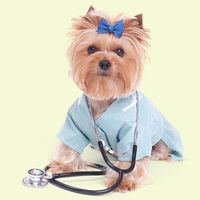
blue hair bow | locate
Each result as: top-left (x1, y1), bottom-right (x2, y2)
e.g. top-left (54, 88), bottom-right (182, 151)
top-left (96, 18), bottom-right (124, 38)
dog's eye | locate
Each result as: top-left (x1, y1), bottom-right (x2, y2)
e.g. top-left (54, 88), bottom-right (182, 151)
top-left (88, 46), bottom-right (98, 55)
top-left (114, 48), bottom-right (124, 57)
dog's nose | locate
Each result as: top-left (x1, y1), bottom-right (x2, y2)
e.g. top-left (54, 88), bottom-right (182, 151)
top-left (99, 60), bottom-right (111, 71)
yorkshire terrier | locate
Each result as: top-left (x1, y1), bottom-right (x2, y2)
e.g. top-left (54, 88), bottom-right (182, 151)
top-left (48, 6), bottom-right (183, 192)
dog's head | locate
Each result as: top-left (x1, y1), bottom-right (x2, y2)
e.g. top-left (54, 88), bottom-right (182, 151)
top-left (68, 6), bottom-right (149, 100)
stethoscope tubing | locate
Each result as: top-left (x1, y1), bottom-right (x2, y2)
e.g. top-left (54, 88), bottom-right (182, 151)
top-left (98, 141), bottom-right (137, 173)
top-left (44, 91), bottom-right (139, 195)
top-left (45, 141), bottom-right (137, 195)
top-left (48, 171), bottom-right (123, 195)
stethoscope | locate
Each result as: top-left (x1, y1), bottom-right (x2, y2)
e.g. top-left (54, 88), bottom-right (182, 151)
top-left (23, 91), bottom-right (139, 195)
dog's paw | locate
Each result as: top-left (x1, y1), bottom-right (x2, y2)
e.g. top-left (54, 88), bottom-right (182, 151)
top-left (150, 150), bottom-right (161, 160)
top-left (105, 177), bottom-right (137, 192)
top-left (120, 180), bottom-right (137, 191)
top-left (105, 177), bottom-right (122, 192)
top-left (150, 150), bottom-right (171, 161)
top-left (47, 161), bottom-right (76, 174)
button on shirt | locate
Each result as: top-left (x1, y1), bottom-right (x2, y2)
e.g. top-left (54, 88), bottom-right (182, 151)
top-left (57, 91), bottom-right (183, 161)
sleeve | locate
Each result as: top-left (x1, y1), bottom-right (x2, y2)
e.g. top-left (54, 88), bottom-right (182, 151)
top-left (151, 105), bottom-right (183, 160)
top-left (161, 115), bottom-right (183, 160)
top-left (57, 111), bottom-right (90, 154)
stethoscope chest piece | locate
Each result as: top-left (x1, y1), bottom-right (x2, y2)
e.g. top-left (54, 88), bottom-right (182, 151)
top-left (23, 168), bottom-right (48, 188)
top-left (22, 91), bottom-right (139, 195)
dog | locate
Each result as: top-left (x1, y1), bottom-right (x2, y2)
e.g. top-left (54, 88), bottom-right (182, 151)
top-left (48, 6), bottom-right (183, 192)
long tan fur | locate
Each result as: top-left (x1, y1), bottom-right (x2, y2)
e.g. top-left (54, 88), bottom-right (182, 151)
top-left (49, 7), bottom-right (169, 192)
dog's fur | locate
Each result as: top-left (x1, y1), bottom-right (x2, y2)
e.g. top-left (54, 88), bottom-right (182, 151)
top-left (48, 7), bottom-right (170, 191)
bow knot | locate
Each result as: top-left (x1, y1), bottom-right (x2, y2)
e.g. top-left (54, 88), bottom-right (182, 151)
top-left (96, 18), bottom-right (124, 38)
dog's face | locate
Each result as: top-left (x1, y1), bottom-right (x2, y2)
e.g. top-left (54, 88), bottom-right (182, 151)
top-left (68, 7), bottom-right (149, 100)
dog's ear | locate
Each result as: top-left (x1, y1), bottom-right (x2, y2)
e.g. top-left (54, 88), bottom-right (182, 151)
top-left (86, 5), bottom-right (95, 15)
top-left (123, 13), bottom-right (149, 44)
top-left (134, 14), bottom-right (143, 28)
top-left (124, 13), bottom-right (143, 31)
top-left (70, 6), bottom-right (100, 35)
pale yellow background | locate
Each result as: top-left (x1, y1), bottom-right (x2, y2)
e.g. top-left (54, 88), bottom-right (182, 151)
top-left (0, 0), bottom-right (200, 199)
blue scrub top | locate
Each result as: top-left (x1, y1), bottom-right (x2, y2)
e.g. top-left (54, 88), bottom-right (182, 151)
top-left (57, 91), bottom-right (183, 161)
